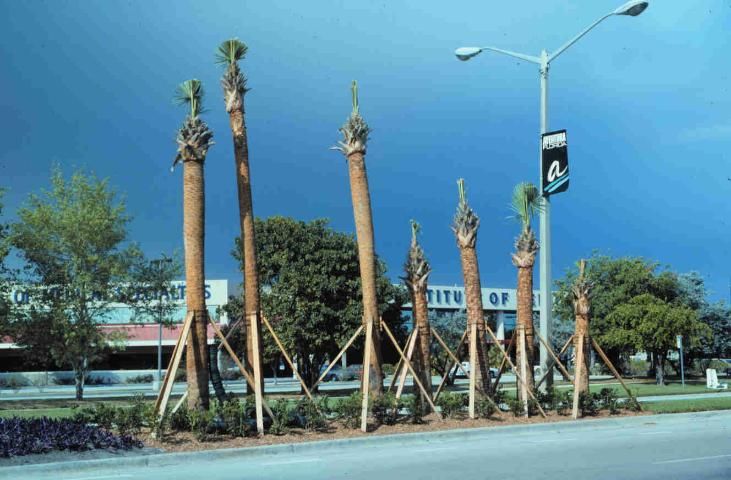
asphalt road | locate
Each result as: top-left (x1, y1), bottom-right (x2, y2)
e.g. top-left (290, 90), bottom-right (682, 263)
top-left (17, 411), bottom-right (731, 480)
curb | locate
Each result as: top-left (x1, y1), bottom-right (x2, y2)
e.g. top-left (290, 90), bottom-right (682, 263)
top-left (2, 410), bottom-right (729, 478)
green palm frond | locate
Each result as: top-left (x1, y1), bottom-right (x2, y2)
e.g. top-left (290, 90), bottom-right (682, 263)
top-left (215, 38), bottom-right (248, 66)
top-left (510, 182), bottom-right (542, 230)
top-left (351, 80), bottom-right (359, 114)
top-left (174, 79), bottom-right (205, 117)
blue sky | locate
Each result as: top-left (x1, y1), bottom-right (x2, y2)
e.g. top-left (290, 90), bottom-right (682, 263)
top-left (1, 1), bottom-right (729, 301)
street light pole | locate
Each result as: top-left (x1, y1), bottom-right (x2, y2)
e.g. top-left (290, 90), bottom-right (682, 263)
top-left (151, 257), bottom-right (172, 390)
top-left (455, 1), bottom-right (649, 391)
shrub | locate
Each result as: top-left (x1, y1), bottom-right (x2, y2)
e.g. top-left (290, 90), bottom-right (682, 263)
top-left (493, 388), bottom-right (509, 411)
top-left (221, 398), bottom-right (251, 437)
top-left (624, 394), bottom-right (642, 412)
top-left (554, 389), bottom-right (572, 415)
top-left (187, 407), bottom-right (216, 441)
top-left (115, 394), bottom-right (146, 436)
top-left (598, 388), bottom-right (620, 414)
top-left (371, 392), bottom-right (401, 425)
top-left (72, 403), bottom-right (116, 430)
top-left (382, 364), bottom-right (396, 376)
top-left (436, 391), bottom-right (464, 419)
top-left (170, 403), bottom-right (191, 431)
top-left (578, 392), bottom-right (599, 416)
top-left (475, 394), bottom-right (496, 419)
top-left (0, 417), bottom-right (142, 457)
top-left (293, 397), bottom-right (329, 432)
top-left (404, 395), bottom-right (426, 424)
top-left (536, 388), bottom-right (556, 411)
top-left (507, 398), bottom-right (525, 417)
top-left (268, 399), bottom-right (291, 435)
top-left (125, 374), bottom-right (154, 384)
top-left (333, 392), bottom-right (362, 429)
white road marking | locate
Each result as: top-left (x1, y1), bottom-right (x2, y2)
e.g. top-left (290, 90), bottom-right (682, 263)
top-left (260, 458), bottom-right (322, 466)
top-left (653, 454), bottom-right (731, 465)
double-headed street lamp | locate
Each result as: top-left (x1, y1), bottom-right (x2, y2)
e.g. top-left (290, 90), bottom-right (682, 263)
top-left (455, 1), bottom-right (648, 389)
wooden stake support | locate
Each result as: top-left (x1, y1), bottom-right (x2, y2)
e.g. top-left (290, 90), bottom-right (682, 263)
top-left (536, 335), bottom-right (574, 389)
top-left (153, 311), bottom-right (194, 428)
top-left (387, 330), bottom-right (415, 393)
top-left (261, 315), bottom-right (314, 401)
top-left (483, 321), bottom-right (546, 417)
top-left (360, 316), bottom-right (374, 432)
top-left (381, 322), bottom-right (440, 416)
top-left (591, 338), bottom-right (641, 410)
top-left (395, 329), bottom-right (418, 399)
top-left (312, 325), bottom-right (363, 391)
top-left (571, 334), bottom-right (585, 419)
top-left (432, 329), bottom-right (467, 402)
top-left (468, 322), bottom-right (478, 419)
top-left (207, 315), bottom-right (274, 424)
top-left (492, 330), bottom-right (515, 392)
top-left (518, 327), bottom-right (529, 417)
top-left (538, 335), bottom-right (573, 384)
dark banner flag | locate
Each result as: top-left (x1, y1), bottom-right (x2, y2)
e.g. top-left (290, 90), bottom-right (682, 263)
top-left (541, 129), bottom-right (569, 196)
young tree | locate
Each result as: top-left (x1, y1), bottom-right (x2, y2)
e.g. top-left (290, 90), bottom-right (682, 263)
top-left (10, 169), bottom-right (139, 399)
top-left (571, 260), bottom-right (593, 395)
top-left (429, 310), bottom-right (467, 386)
top-left (604, 294), bottom-right (710, 385)
top-left (232, 216), bottom-right (406, 390)
top-left (332, 81), bottom-right (384, 395)
top-left (172, 79), bottom-right (214, 410)
top-left (452, 179), bottom-right (491, 406)
top-left (216, 38), bottom-right (264, 394)
top-left (402, 220), bottom-right (432, 409)
top-left (509, 182), bottom-right (542, 401)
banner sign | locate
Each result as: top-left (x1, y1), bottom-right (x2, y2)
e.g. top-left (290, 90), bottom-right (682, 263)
top-left (541, 129), bottom-right (569, 196)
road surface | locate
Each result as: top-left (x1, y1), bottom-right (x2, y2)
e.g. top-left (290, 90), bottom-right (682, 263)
top-left (14, 411), bottom-right (731, 480)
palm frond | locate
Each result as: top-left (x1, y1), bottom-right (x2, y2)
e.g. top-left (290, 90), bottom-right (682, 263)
top-left (351, 80), bottom-right (359, 114)
top-left (510, 182), bottom-right (543, 230)
top-left (215, 38), bottom-right (248, 66)
top-left (410, 219), bottom-right (421, 243)
top-left (174, 79), bottom-right (205, 117)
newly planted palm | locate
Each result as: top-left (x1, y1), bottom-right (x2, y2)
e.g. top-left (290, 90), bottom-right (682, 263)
top-left (572, 259), bottom-right (593, 395)
top-left (452, 179), bottom-right (491, 408)
top-left (510, 182), bottom-right (542, 403)
top-left (216, 38), bottom-right (263, 394)
top-left (172, 79), bottom-right (214, 410)
top-left (333, 81), bottom-right (383, 395)
top-left (403, 220), bottom-right (432, 409)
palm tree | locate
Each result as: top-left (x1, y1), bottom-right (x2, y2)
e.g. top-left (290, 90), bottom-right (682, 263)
top-left (172, 79), bottom-right (214, 410)
top-left (403, 220), bottom-right (432, 410)
top-left (452, 179), bottom-right (491, 408)
top-left (333, 81), bottom-right (383, 395)
top-left (509, 182), bottom-right (542, 404)
top-left (572, 259), bottom-right (592, 396)
top-left (216, 38), bottom-right (263, 395)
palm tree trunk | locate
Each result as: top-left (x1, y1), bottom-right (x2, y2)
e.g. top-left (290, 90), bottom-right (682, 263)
top-left (573, 311), bottom-right (590, 395)
top-left (183, 160), bottom-right (210, 410)
top-left (458, 246), bottom-right (491, 394)
top-left (346, 151), bottom-right (383, 396)
top-left (411, 283), bottom-right (432, 410)
top-left (516, 265), bottom-right (535, 402)
top-left (228, 102), bottom-right (264, 396)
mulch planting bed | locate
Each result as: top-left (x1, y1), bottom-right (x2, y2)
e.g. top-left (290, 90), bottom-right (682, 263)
top-left (143, 410), bottom-right (647, 453)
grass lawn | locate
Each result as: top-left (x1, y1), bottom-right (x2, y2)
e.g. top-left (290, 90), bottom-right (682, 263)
top-left (0, 407), bottom-right (74, 419)
top-left (644, 396), bottom-right (731, 414)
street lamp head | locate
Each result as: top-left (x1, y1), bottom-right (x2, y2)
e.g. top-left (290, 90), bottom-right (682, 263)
top-left (455, 47), bottom-right (483, 61)
top-left (614, 1), bottom-right (649, 16)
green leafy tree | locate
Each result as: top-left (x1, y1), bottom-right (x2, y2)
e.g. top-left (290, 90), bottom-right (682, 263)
top-left (602, 294), bottom-right (710, 385)
top-left (10, 169), bottom-right (140, 399)
top-left (429, 310), bottom-right (467, 385)
top-left (553, 254), bottom-right (665, 367)
top-left (232, 216), bottom-right (407, 391)
top-left (0, 189), bottom-right (11, 338)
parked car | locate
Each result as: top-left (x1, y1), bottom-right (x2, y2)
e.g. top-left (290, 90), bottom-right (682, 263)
top-left (319, 363), bottom-right (362, 382)
top-left (450, 362), bottom-right (498, 379)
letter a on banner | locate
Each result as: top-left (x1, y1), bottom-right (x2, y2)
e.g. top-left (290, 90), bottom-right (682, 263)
top-left (541, 129), bottom-right (569, 196)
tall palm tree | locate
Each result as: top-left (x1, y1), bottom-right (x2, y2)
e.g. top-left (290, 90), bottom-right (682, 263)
top-left (572, 259), bottom-right (592, 396)
top-left (452, 180), bottom-right (491, 404)
top-left (403, 220), bottom-right (432, 410)
top-left (172, 79), bottom-right (214, 410)
top-left (510, 182), bottom-right (542, 404)
top-left (333, 81), bottom-right (383, 395)
top-left (216, 39), bottom-right (263, 395)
